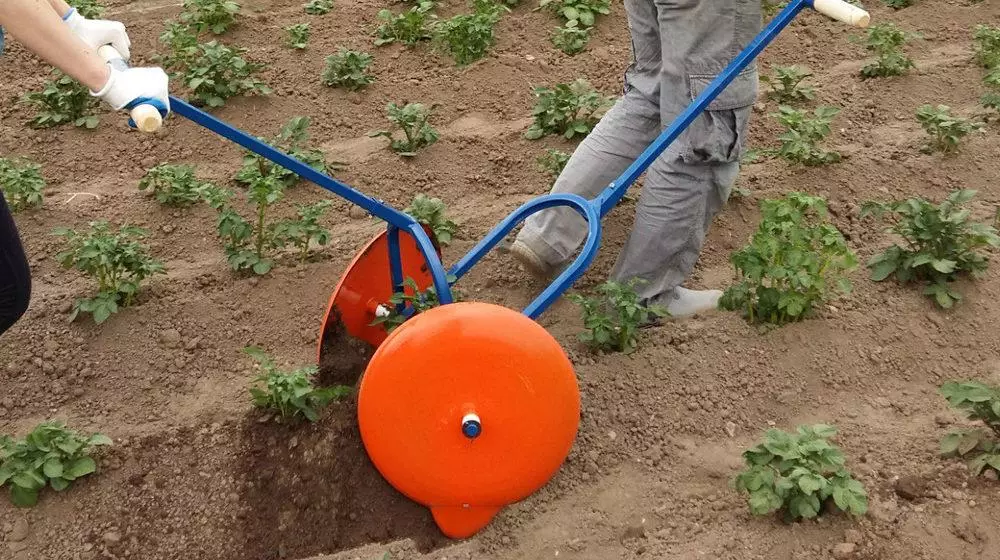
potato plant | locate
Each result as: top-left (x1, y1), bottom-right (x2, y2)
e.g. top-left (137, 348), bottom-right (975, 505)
top-left (0, 157), bottom-right (45, 212)
top-left (858, 23), bottom-right (915, 78)
top-left (568, 279), bottom-right (667, 354)
top-left (322, 48), bottom-right (375, 90)
top-left (273, 200), bottom-right (334, 263)
top-left (940, 381), bottom-right (1000, 476)
top-left (537, 0), bottom-right (610, 28)
top-left (719, 193), bottom-right (856, 325)
top-left (370, 275), bottom-right (460, 332)
top-left (370, 102), bottom-right (439, 156)
top-left (432, 4), bottom-right (507, 66)
top-left (138, 163), bottom-right (217, 207)
top-left (861, 189), bottom-right (1000, 309)
top-left (179, 0), bottom-right (240, 34)
top-left (181, 41), bottom-right (270, 108)
top-left (24, 70), bottom-right (99, 129)
top-left (0, 422), bottom-right (111, 507)
top-left (285, 23), bottom-right (310, 49)
top-left (235, 116), bottom-right (330, 189)
top-left (769, 105), bottom-right (841, 166)
top-left (303, 0), bottom-right (333, 14)
top-left (552, 21), bottom-right (590, 55)
top-left (374, 2), bottom-right (436, 46)
top-left (405, 193), bottom-right (458, 246)
top-left (54, 221), bottom-right (165, 324)
top-left (761, 65), bottom-right (815, 104)
top-left (157, 22), bottom-right (200, 74)
top-left (525, 79), bottom-right (614, 140)
top-left (245, 347), bottom-right (351, 422)
top-left (205, 180), bottom-right (332, 275)
top-left (537, 148), bottom-right (571, 185)
top-left (973, 24), bottom-right (1000, 69)
top-left (882, 0), bottom-right (912, 8)
top-left (734, 425), bottom-right (868, 521)
top-left (67, 0), bottom-right (104, 18)
top-left (915, 104), bottom-right (984, 154)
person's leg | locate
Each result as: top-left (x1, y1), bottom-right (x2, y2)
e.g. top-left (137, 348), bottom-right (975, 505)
top-left (511, 0), bottom-right (662, 277)
top-left (609, 0), bottom-right (760, 317)
top-left (0, 194), bottom-right (31, 336)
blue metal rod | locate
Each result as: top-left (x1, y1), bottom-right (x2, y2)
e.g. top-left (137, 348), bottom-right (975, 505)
top-left (594, 0), bottom-right (807, 216)
top-left (168, 96), bottom-right (455, 303)
top-left (448, 193), bottom-right (601, 319)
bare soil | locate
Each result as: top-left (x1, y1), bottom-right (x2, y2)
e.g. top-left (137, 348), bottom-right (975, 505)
top-left (3, 0), bottom-right (1000, 559)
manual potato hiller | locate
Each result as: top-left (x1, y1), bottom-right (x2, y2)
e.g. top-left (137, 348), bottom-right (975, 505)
top-left (105, 0), bottom-right (869, 539)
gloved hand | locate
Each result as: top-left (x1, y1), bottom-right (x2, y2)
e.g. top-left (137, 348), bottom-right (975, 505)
top-left (91, 65), bottom-right (171, 125)
top-left (63, 8), bottom-right (131, 60)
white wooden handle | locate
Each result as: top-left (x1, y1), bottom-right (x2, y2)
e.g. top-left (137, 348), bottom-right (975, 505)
top-left (95, 45), bottom-right (164, 132)
top-left (812, 0), bottom-right (870, 27)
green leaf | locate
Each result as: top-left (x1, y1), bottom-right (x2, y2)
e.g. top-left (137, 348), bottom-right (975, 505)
top-left (11, 485), bottom-right (39, 507)
top-left (66, 457), bottom-right (96, 478)
top-left (50, 477), bottom-right (70, 491)
top-left (42, 458), bottom-right (64, 479)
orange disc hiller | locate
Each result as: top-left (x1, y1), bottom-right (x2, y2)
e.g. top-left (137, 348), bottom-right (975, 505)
top-left (164, 0), bottom-right (870, 539)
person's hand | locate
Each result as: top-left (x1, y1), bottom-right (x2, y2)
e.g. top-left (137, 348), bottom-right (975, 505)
top-left (63, 8), bottom-right (131, 60)
top-left (91, 65), bottom-right (171, 125)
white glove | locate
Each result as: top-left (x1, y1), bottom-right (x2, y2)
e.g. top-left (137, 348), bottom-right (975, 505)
top-left (91, 65), bottom-right (170, 119)
top-left (63, 8), bottom-right (131, 60)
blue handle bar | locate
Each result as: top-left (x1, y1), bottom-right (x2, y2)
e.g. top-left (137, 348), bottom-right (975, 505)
top-left (163, 0), bottom-right (827, 321)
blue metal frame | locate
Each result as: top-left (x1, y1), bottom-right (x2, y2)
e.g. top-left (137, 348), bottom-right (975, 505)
top-left (168, 0), bottom-right (814, 320)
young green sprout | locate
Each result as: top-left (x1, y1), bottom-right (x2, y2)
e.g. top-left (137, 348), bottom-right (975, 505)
top-left (940, 381), bottom-right (1000, 477)
top-left (432, 5), bottom-right (506, 66)
top-left (861, 189), bottom-right (1000, 308)
top-left (769, 105), bottom-right (841, 166)
top-left (0, 157), bottom-right (45, 212)
top-left (303, 0), bottom-right (333, 13)
top-left (719, 192), bottom-right (856, 325)
top-left (24, 70), bottom-right (99, 129)
top-left (53, 221), bottom-right (166, 323)
top-left (404, 193), bottom-right (458, 246)
top-left (552, 22), bottom-right (591, 55)
top-left (285, 23), bottom-right (310, 49)
top-left (0, 421), bottom-right (112, 507)
top-left (322, 48), bottom-right (375, 90)
top-left (858, 22), bottom-right (916, 78)
top-left (537, 0), bottom-right (610, 28)
top-left (915, 104), bottom-right (984, 154)
top-left (537, 148), bottom-right (571, 185)
top-left (761, 65), bottom-right (815, 104)
top-left (246, 346), bottom-right (351, 422)
top-left (179, 0), bottom-right (240, 34)
top-left (374, 1), bottom-right (436, 46)
top-left (734, 424), bottom-right (868, 521)
top-left (138, 163), bottom-right (217, 207)
top-left (525, 78), bottom-right (615, 140)
top-left (568, 279), bottom-right (667, 354)
top-left (182, 41), bottom-right (271, 108)
top-left (369, 102), bottom-right (440, 156)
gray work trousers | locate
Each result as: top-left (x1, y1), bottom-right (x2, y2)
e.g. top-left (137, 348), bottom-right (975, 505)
top-left (516, 0), bottom-right (761, 304)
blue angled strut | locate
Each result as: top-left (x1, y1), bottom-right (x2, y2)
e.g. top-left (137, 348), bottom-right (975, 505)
top-left (168, 0), bottom-right (857, 320)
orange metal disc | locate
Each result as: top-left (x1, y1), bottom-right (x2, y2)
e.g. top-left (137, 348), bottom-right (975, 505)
top-left (316, 228), bottom-right (438, 365)
top-left (357, 302), bottom-right (580, 539)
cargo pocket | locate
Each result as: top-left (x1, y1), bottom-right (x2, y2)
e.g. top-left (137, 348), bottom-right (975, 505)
top-left (681, 66), bottom-right (757, 164)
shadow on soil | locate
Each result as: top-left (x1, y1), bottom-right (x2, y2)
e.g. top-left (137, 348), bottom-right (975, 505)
top-left (236, 314), bottom-right (446, 560)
